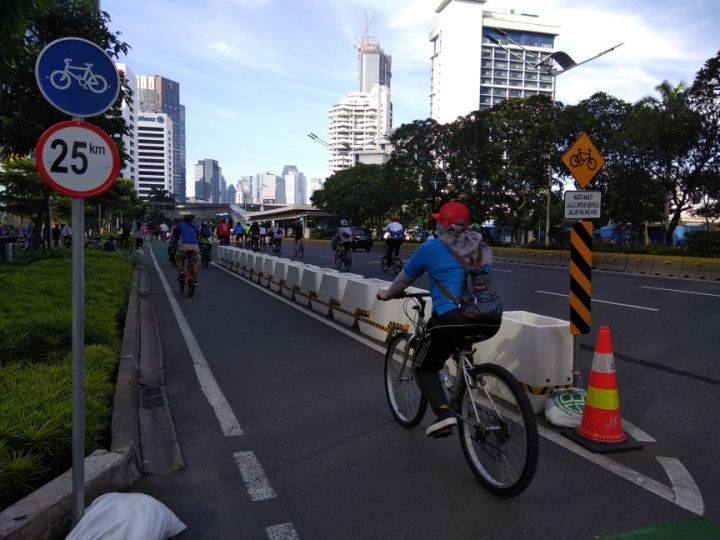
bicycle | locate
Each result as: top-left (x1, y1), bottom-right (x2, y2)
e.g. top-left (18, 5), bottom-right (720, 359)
top-left (271, 238), bottom-right (282, 256)
top-left (381, 254), bottom-right (403, 275)
top-left (50, 59), bottom-right (108, 93)
top-left (334, 243), bottom-right (352, 272)
top-left (569, 148), bottom-right (597, 171)
top-left (383, 293), bottom-right (538, 497)
top-left (292, 238), bottom-right (304, 257)
top-left (199, 242), bottom-right (211, 269)
top-left (177, 251), bottom-right (196, 297)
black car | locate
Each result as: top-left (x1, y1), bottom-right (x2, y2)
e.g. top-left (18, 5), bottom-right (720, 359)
top-left (351, 227), bottom-right (373, 251)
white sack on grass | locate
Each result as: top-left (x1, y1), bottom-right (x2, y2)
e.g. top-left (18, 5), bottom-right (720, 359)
top-left (66, 492), bottom-right (186, 540)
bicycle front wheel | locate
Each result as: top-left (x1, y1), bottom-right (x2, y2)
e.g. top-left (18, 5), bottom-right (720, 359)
top-left (458, 363), bottom-right (538, 497)
top-left (384, 333), bottom-right (427, 428)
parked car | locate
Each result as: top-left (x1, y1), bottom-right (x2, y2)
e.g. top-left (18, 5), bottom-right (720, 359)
top-left (351, 226), bottom-right (373, 251)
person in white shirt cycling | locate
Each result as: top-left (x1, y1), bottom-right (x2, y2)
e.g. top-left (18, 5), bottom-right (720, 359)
top-left (333, 219), bottom-right (353, 252)
top-left (269, 223), bottom-right (284, 253)
top-left (383, 215), bottom-right (404, 265)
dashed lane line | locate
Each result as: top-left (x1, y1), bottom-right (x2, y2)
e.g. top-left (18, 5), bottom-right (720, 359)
top-left (642, 286), bottom-right (720, 298)
top-left (149, 247), bottom-right (244, 436)
top-left (233, 451), bottom-right (277, 501)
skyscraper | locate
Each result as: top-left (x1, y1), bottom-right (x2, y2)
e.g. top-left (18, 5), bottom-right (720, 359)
top-left (430, 1), bottom-right (559, 123)
top-left (136, 75), bottom-right (187, 201)
top-left (327, 28), bottom-right (393, 174)
top-left (194, 159), bottom-right (220, 203)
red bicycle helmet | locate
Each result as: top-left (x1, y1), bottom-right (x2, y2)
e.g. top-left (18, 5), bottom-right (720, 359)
top-left (431, 201), bottom-right (470, 228)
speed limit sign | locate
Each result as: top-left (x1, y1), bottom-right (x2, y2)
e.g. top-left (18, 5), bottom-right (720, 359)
top-left (35, 120), bottom-right (119, 198)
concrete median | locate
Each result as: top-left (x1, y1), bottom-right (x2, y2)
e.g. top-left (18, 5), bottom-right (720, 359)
top-left (651, 255), bottom-right (681, 278)
top-left (626, 254), bottom-right (654, 275)
top-left (473, 311), bottom-right (573, 414)
top-left (282, 262), bottom-right (305, 300)
top-left (295, 264), bottom-right (327, 306)
top-left (680, 256), bottom-right (720, 280)
top-left (357, 287), bottom-right (430, 343)
top-left (260, 256), bottom-right (278, 288)
top-left (269, 259), bottom-right (290, 293)
top-left (333, 278), bottom-right (389, 328)
top-left (311, 271), bottom-right (362, 317)
top-left (594, 252), bottom-right (628, 272)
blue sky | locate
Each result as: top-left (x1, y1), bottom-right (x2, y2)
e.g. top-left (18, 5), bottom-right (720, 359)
top-left (102, 0), bottom-right (720, 196)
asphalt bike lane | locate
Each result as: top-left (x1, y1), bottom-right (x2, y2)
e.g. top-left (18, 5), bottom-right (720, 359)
top-left (130, 242), bottom-right (710, 539)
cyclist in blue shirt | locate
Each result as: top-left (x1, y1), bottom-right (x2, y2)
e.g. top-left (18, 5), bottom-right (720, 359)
top-left (377, 201), bottom-right (501, 437)
top-left (173, 214), bottom-right (200, 285)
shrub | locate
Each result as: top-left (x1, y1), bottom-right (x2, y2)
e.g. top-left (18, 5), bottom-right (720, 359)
top-left (686, 231), bottom-right (720, 257)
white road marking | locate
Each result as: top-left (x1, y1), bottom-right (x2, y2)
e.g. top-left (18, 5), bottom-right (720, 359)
top-left (657, 457), bottom-right (704, 515)
top-left (234, 451), bottom-right (277, 501)
top-left (213, 259), bottom-right (703, 515)
top-left (642, 286), bottom-right (720, 298)
top-left (621, 419), bottom-right (656, 443)
top-left (266, 523), bottom-right (300, 540)
top-left (539, 426), bottom-right (702, 515)
top-left (149, 248), bottom-right (244, 437)
top-left (537, 290), bottom-right (659, 311)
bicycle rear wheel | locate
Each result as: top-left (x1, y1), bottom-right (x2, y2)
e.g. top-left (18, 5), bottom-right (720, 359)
top-left (384, 333), bottom-right (427, 428)
top-left (188, 277), bottom-right (195, 297)
top-left (457, 363), bottom-right (538, 497)
top-left (380, 256), bottom-right (390, 273)
top-left (393, 257), bottom-right (403, 275)
top-left (334, 248), bottom-right (342, 270)
top-left (344, 250), bottom-right (352, 272)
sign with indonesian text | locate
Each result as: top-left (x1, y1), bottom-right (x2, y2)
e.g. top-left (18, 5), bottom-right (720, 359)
top-left (564, 191), bottom-right (601, 219)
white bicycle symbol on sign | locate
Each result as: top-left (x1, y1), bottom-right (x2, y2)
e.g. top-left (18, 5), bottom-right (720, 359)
top-left (49, 58), bottom-right (108, 93)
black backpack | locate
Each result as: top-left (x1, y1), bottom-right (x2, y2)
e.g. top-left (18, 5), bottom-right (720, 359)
top-left (435, 248), bottom-right (503, 322)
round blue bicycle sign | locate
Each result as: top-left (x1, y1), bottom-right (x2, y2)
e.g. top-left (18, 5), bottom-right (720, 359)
top-left (35, 37), bottom-right (120, 118)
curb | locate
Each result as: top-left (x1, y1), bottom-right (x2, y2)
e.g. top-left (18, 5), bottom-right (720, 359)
top-left (0, 261), bottom-right (156, 539)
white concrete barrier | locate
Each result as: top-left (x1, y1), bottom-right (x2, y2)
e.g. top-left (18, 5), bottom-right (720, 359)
top-left (217, 245), bottom-right (228, 267)
top-left (334, 278), bottom-right (389, 328)
top-left (282, 262), bottom-right (305, 300)
top-left (244, 253), bottom-right (258, 280)
top-left (358, 287), bottom-right (430, 343)
top-left (311, 271), bottom-right (363, 317)
top-left (270, 259), bottom-right (291, 293)
top-left (236, 250), bottom-right (248, 275)
top-left (295, 264), bottom-right (328, 307)
top-left (251, 253), bottom-right (266, 283)
top-left (230, 248), bottom-right (241, 273)
top-left (261, 256), bottom-right (279, 288)
top-left (472, 311), bottom-right (573, 414)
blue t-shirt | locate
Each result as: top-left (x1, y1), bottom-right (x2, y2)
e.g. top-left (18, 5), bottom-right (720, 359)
top-left (403, 238), bottom-right (464, 316)
top-left (177, 222), bottom-right (199, 245)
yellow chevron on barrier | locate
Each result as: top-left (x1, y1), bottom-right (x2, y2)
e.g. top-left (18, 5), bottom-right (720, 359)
top-left (522, 383), bottom-right (571, 396)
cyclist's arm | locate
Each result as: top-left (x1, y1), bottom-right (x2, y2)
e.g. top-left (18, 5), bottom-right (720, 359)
top-left (377, 271), bottom-right (416, 300)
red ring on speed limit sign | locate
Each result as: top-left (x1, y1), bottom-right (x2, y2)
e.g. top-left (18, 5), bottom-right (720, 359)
top-left (35, 120), bottom-right (120, 198)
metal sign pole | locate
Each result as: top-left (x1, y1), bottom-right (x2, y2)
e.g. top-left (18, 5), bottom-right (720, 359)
top-left (71, 195), bottom-right (85, 524)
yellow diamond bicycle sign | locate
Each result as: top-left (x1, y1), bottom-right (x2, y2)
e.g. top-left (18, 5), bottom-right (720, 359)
top-left (562, 131), bottom-right (605, 188)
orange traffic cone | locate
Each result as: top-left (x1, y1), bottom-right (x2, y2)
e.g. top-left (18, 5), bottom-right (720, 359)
top-left (563, 326), bottom-right (642, 453)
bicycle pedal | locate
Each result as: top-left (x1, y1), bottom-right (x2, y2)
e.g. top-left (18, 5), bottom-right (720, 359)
top-left (430, 428), bottom-right (453, 439)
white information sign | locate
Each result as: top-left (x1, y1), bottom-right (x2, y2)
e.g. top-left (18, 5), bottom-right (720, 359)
top-left (564, 190), bottom-right (601, 219)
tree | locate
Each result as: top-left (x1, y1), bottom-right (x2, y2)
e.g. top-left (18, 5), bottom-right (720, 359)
top-left (0, 1), bottom-right (131, 249)
top-left (310, 164), bottom-right (389, 227)
top-left (689, 49), bottom-right (720, 225)
top-left (0, 1), bottom-right (131, 160)
top-left (385, 119), bottom-right (451, 227)
top-left (633, 81), bottom-right (711, 244)
top-left (0, 158), bottom-right (52, 248)
top-left (488, 96), bottom-right (558, 243)
top-left (443, 109), bottom-right (503, 224)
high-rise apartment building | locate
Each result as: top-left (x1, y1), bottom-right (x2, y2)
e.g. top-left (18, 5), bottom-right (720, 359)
top-left (136, 113), bottom-right (174, 199)
top-left (115, 63), bottom-right (138, 186)
top-left (136, 75), bottom-right (187, 201)
top-left (328, 84), bottom-right (391, 173)
top-left (327, 31), bottom-right (392, 174)
top-left (430, 1), bottom-right (559, 123)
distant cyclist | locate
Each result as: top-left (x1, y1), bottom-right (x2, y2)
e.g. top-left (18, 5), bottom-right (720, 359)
top-left (332, 219), bottom-right (353, 252)
top-left (173, 214), bottom-right (200, 286)
top-left (269, 223), bottom-right (283, 253)
top-left (216, 218), bottom-right (231, 246)
top-left (293, 219), bottom-right (304, 248)
top-left (383, 215), bottom-right (404, 265)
